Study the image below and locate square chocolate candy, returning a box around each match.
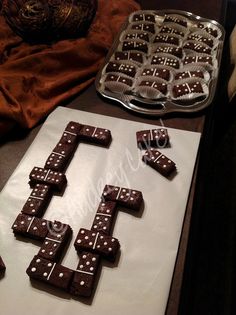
[142,149,176,177]
[70,252,100,297]
[21,184,52,217]
[91,201,117,235]
[102,185,143,211]
[136,128,169,149]
[12,213,51,240]
[26,255,74,291]
[74,228,120,262]
[29,167,67,191]
[38,221,72,262]
[78,125,112,147]
[106,61,136,78]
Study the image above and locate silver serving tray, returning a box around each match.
[95,9,225,116]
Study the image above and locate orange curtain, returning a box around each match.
[0,0,140,138]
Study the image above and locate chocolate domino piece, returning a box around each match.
[122,41,148,53]
[0,256,6,273]
[26,255,74,291]
[187,33,214,47]
[21,184,52,217]
[78,125,112,147]
[132,13,156,23]
[151,55,180,69]
[106,61,136,78]
[70,252,100,297]
[125,32,150,42]
[12,213,51,240]
[29,167,67,191]
[91,201,117,235]
[160,25,185,37]
[131,23,156,34]
[142,149,176,177]
[154,46,183,58]
[154,34,180,46]
[74,228,120,262]
[102,185,143,211]
[163,15,188,27]
[172,81,204,98]
[105,74,133,87]
[141,67,171,81]
[114,51,143,64]
[136,128,169,148]
[38,221,72,262]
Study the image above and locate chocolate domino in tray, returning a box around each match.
[74,228,120,262]
[102,185,143,211]
[136,128,169,148]
[21,184,53,217]
[29,167,67,192]
[26,255,74,291]
[70,251,100,297]
[91,201,117,235]
[0,256,6,274]
[12,213,51,241]
[37,221,72,262]
[142,149,176,177]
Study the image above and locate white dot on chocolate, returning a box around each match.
[80,265,83,269]
[43,272,48,277]
[42,222,46,226]
[59,273,63,278]
[92,233,96,236]
[108,248,112,251]
[31,267,36,272]
[49,252,53,255]
[33,227,37,231]
[53,244,57,247]
[48,263,52,267]
[85,236,89,240]
[45,241,49,245]
[94,225,97,229]
[100,235,104,239]
[80,281,85,286]
[81,230,85,234]
[90,267,94,271]
[86,261,90,266]
[77,239,81,243]
[92,257,96,261]
[89,242,93,246]
[104,242,108,246]
[97,245,101,248]
[36,259,41,263]
[41,249,45,253]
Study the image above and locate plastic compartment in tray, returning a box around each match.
[95,9,225,116]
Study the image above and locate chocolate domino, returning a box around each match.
[78,125,112,147]
[154,34,180,46]
[151,55,180,69]
[21,184,52,217]
[102,185,143,211]
[131,13,156,23]
[74,228,120,262]
[12,213,51,240]
[114,51,143,64]
[26,255,74,291]
[0,256,6,273]
[142,149,176,177]
[106,61,136,78]
[70,252,100,297]
[38,221,72,262]
[91,201,117,235]
[29,167,67,191]
[130,23,156,34]
[122,41,148,53]
[136,128,169,149]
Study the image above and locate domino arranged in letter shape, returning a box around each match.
[29,167,67,191]
[136,128,169,148]
[142,149,176,177]
[102,185,143,211]
[26,255,74,291]
[12,213,51,241]
[37,221,72,262]
[78,125,112,147]
[91,201,117,235]
[74,228,120,262]
[21,184,52,217]
[70,252,100,297]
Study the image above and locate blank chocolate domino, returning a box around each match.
[38,221,72,262]
[78,125,112,147]
[70,252,100,297]
[0,256,6,273]
[91,201,117,235]
[142,149,176,177]
[29,167,67,191]
[102,185,143,211]
[21,184,52,217]
[12,213,51,240]
[74,228,120,262]
[26,255,74,291]
[136,128,169,149]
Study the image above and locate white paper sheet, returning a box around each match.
[0,107,201,315]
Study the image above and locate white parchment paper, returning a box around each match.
[0,107,201,315]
